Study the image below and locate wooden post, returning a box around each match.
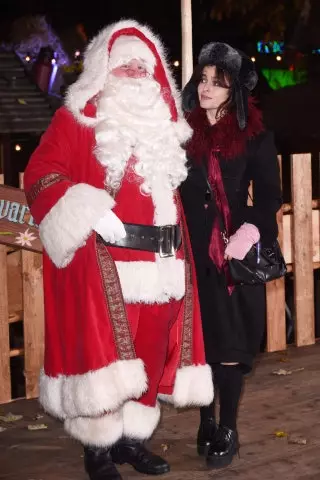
[266,156,287,352]
[181,0,193,87]
[19,174,44,399]
[0,174,11,403]
[21,251,44,398]
[0,247,11,403]
[291,153,315,346]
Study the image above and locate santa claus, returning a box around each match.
[24,19,213,480]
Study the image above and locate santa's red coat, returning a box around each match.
[24,106,213,426]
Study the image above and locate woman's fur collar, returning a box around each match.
[186,97,264,161]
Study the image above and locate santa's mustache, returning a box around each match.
[97,75,169,118]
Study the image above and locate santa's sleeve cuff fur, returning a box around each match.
[39,183,115,268]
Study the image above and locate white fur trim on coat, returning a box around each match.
[115,257,185,304]
[65,19,186,128]
[108,35,156,73]
[64,400,161,446]
[39,359,147,420]
[159,364,214,407]
[112,178,185,304]
[65,410,123,447]
[39,183,115,268]
[152,182,177,226]
[123,401,161,440]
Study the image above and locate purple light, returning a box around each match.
[1,15,70,66]
[48,63,58,93]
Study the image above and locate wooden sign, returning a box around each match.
[0,185,42,253]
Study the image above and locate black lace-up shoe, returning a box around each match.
[206,425,239,469]
[84,446,123,480]
[197,417,218,456]
[111,438,170,475]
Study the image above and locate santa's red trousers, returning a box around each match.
[126,299,182,406]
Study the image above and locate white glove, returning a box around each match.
[94,210,126,243]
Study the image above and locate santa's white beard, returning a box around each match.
[94,75,188,193]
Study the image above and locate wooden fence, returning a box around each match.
[266,153,318,352]
[0,153,319,404]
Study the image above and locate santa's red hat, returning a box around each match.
[108,35,156,73]
[65,19,190,141]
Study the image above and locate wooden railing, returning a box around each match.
[266,153,318,352]
[0,153,319,403]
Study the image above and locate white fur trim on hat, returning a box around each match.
[65,19,185,127]
[108,35,156,73]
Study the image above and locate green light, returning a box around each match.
[261,69,307,90]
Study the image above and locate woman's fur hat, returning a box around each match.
[182,42,258,130]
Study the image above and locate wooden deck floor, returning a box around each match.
[1,343,320,480]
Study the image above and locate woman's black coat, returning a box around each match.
[180,130,282,370]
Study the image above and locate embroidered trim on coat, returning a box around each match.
[96,237,136,360]
[26,173,69,207]
[177,193,193,367]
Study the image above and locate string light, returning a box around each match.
[51,58,56,65]
[173,60,180,67]
[251,56,256,62]
[276,55,282,62]
[75,50,81,58]
[15,144,21,151]
[257,41,284,54]
[25,55,31,62]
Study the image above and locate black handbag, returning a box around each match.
[201,165,287,286]
[228,240,287,285]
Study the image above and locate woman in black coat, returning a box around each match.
[180,43,282,469]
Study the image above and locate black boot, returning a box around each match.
[206,425,239,469]
[111,438,170,475]
[197,417,218,456]
[84,446,123,480]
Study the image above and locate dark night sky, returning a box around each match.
[0,0,252,60]
[1,0,185,57]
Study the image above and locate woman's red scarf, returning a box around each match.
[185,98,264,287]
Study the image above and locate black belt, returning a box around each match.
[99,223,182,258]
